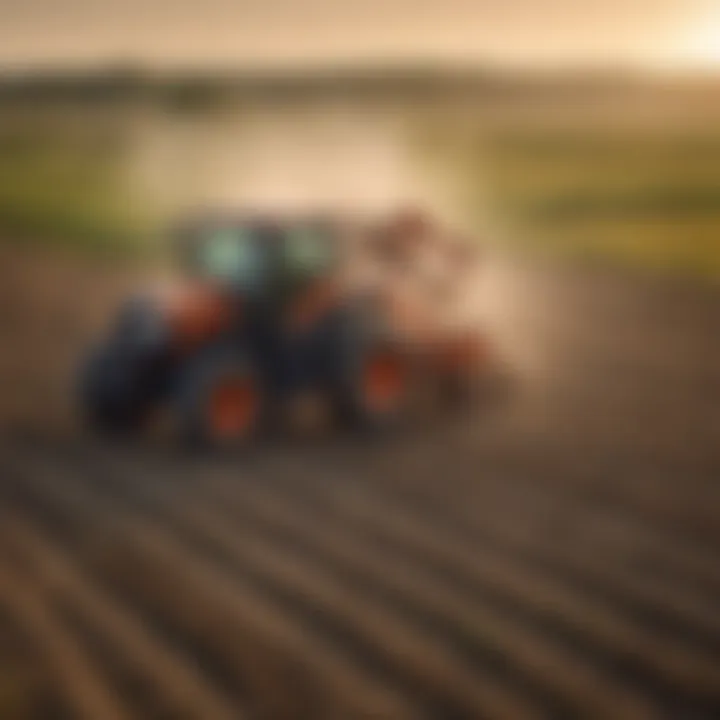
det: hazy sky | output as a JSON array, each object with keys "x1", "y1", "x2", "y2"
[{"x1": 1, "y1": 0, "x2": 719, "y2": 70}]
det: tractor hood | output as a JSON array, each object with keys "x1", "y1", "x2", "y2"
[{"x1": 136, "y1": 281, "x2": 238, "y2": 354}]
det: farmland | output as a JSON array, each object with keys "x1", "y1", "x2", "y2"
[
  {"x1": 1, "y1": 71, "x2": 720, "y2": 718},
  {"x1": 0, "y1": 243, "x2": 719, "y2": 718},
  {"x1": 2, "y1": 71, "x2": 720, "y2": 278}
]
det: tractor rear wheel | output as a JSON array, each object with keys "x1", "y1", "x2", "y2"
[
  {"x1": 79, "y1": 344, "x2": 150, "y2": 435},
  {"x1": 177, "y1": 348, "x2": 264, "y2": 449},
  {"x1": 328, "y1": 302, "x2": 418, "y2": 433},
  {"x1": 338, "y1": 340, "x2": 417, "y2": 433}
]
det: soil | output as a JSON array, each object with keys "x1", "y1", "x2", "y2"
[{"x1": 1, "y1": 242, "x2": 720, "y2": 719}]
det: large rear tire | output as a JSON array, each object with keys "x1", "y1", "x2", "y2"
[
  {"x1": 177, "y1": 347, "x2": 264, "y2": 450},
  {"x1": 78, "y1": 295, "x2": 168, "y2": 437},
  {"x1": 79, "y1": 344, "x2": 150, "y2": 436},
  {"x1": 329, "y1": 303, "x2": 418, "y2": 434}
]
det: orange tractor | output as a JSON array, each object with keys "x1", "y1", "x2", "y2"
[{"x1": 79, "y1": 210, "x2": 498, "y2": 446}]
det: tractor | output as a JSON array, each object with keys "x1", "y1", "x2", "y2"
[{"x1": 78, "y1": 210, "x2": 497, "y2": 447}]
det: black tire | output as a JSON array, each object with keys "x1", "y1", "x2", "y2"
[
  {"x1": 176, "y1": 346, "x2": 265, "y2": 450},
  {"x1": 78, "y1": 296, "x2": 168, "y2": 437},
  {"x1": 79, "y1": 344, "x2": 150, "y2": 435},
  {"x1": 329, "y1": 301, "x2": 418, "y2": 434}
]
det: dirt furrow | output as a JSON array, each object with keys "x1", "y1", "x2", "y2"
[
  {"x1": 0, "y1": 553, "x2": 130, "y2": 720},
  {"x1": 0, "y1": 446, "x2": 425, "y2": 720},
  {"x1": 340, "y1": 451, "x2": 720, "y2": 647},
  {"x1": 70, "y1": 448, "x2": 541, "y2": 720},
  {"x1": 0, "y1": 510, "x2": 243, "y2": 720},
  {"x1": 253, "y1": 455, "x2": 720, "y2": 707},
  {"x1": 186, "y1": 460, "x2": 659, "y2": 720}
]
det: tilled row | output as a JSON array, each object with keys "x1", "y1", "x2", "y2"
[{"x1": 0, "y1": 438, "x2": 719, "y2": 719}]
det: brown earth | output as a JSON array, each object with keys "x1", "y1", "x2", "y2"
[{"x1": 1, "y1": 243, "x2": 720, "y2": 719}]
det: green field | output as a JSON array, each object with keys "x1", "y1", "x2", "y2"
[
  {"x1": 0, "y1": 114, "x2": 153, "y2": 256},
  {"x1": 2, "y1": 84, "x2": 720, "y2": 279},
  {"x1": 477, "y1": 131, "x2": 720, "y2": 277}
]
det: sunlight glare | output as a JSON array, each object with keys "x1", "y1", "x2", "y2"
[{"x1": 686, "y1": 16, "x2": 720, "y2": 66}]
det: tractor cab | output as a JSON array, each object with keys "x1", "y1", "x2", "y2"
[{"x1": 176, "y1": 215, "x2": 341, "y2": 311}]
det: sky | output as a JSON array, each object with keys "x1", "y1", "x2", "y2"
[{"x1": 1, "y1": 0, "x2": 719, "y2": 70}]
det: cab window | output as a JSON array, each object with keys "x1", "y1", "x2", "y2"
[
  {"x1": 283, "y1": 226, "x2": 333, "y2": 278},
  {"x1": 198, "y1": 228, "x2": 264, "y2": 290}
]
